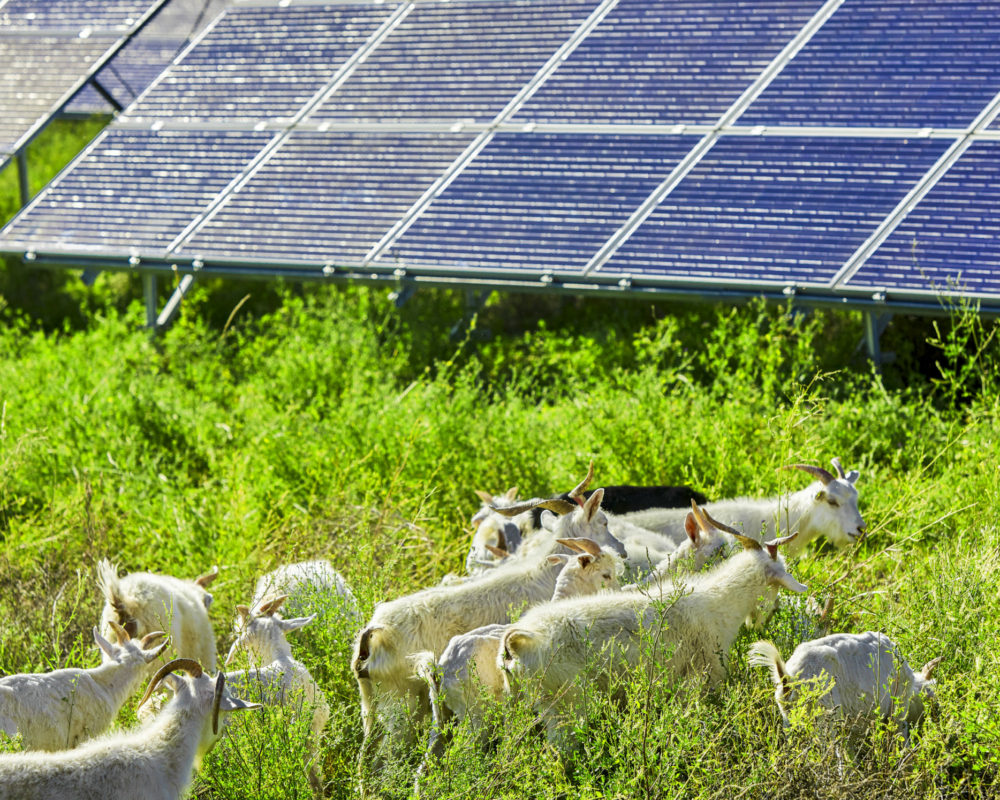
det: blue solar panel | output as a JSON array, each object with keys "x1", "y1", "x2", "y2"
[
  {"x1": 0, "y1": 0, "x2": 150, "y2": 29},
  {"x1": 122, "y1": 5, "x2": 394, "y2": 124},
  {"x1": 741, "y1": 0, "x2": 1000, "y2": 129},
  {"x1": 601, "y1": 137, "x2": 950, "y2": 286},
  {"x1": 1, "y1": 129, "x2": 272, "y2": 253},
  {"x1": 310, "y1": 0, "x2": 597, "y2": 125},
  {"x1": 178, "y1": 132, "x2": 475, "y2": 265},
  {"x1": 843, "y1": 142, "x2": 1000, "y2": 297},
  {"x1": 514, "y1": 0, "x2": 819, "y2": 125},
  {"x1": 390, "y1": 132, "x2": 697, "y2": 272}
]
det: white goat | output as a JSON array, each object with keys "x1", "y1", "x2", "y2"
[
  {"x1": 353, "y1": 466, "x2": 624, "y2": 776},
  {"x1": 0, "y1": 659, "x2": 261, "y2": 800},
  {"x1": 620, "y1": 458, "x2": 866, "y2": 557},
  {"x1": 636, "y1": 503, "x2": 732, "y2": 586},
  {"x1": 498, "y1": 528, "x2": 807, "y2": 752},
  {"x1": 246, "y1": 559, "x2": 358, "y2": 628},
  {"x1": 225, "y1": 596, "x2": 330, "y2": 792},
  {"x1": 413, "y1": 538, "x2": 622, "y2": 786},
  {"x1": 0, "y1": 623, "x2": 168, "y2": 752},
  {"x1": 97, "y1": 559, "x2": 218, "y2": 677},
  {"x1": 468, "y1": 487, "x2": 525, "y2": 573},
  {"x1": 748, "y1": 633, "x2": 942, "y2": 748}
]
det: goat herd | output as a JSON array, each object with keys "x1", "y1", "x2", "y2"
[{"x1": 0, "y1": 459, "x2": 942, "y2": 798}]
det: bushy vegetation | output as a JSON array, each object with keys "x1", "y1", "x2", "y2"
[{"x1": 0, "y1": 121, "x2": 998, "y2": 799}]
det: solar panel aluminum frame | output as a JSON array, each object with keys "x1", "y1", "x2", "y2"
[{"x1": 0, "y1": 0, "x2": 173, "y2": 181}]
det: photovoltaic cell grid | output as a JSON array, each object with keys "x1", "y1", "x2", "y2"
[
  {"x1": 513, "y1": 0, "x2": 821, "y2": 126},
  {"x1": 392, "y1": 133, "x2": 698, "y2": 273},
  {"x1": 122, "y1": 5, "x2": 396, "y2": 124},
  {"x1": 178, "y1": 131, "x2": 476, "y2": 263},
  {"x1": 68, "y1": 0, "x2": 231, "y2": 113},
  {"x1": 3, "y1": 0, "x2": 1000, "y2": 312},
  {"x1": 4, "y1": 129, "x2": 272, "y2": 252},
  {"x1": 0, "y1": 0, "x2": 160, "y2": 157},
  {"x1": 309, "y1": 0, "x2": 598, "y2": 124},
  {"x1": 741, "y1": 0, "x2": 1000, "y2": 129},
  {"x1": 845, "y1": 142, "x2": 1000, "y2": 298},
  {"x1": 600, "y1": 137, "x2": 952, "y2": 286}
]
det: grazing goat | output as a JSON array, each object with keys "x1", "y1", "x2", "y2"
[
  {"x1": 413, "y1": 538, "x2": 622, "y2": 787},
  {"x1": 633, "y1": 502, "x2": 731, "y2": 587},
  {"x1": 225, "y1": 596, "x2": 330, "y2": 793},
  {"x1": 748, "y1": 633, "x2": 942, "y2": 748},
  {"x1": 353, "y1": 466, "x2": 625, "y2": 779},
  {"x1": 498, "y1": 526, "x2": 807, "y2": 752},
  {"x1": 468, "y1": 487, "x2": 525, "y2": 573},
  {"x1": 98, "y1": 559, "x2": 218, "y2": 677},
  {"x1": 0, "y1": 623, "x2": 168, "y2": 751},
  {"x1": 0, "y1": 659, "x2": 261, "y2": 800},
  {"x1": 246, "y1": 559, "x2": 358, "y2": 628},
  {"x1": 620, "y1": 458, "x2": 866, "y2": 557}
]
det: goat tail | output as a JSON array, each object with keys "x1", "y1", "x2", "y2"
[
  {"x1": 96, "y1": 558, "x2": 124, "y2": 609},
  {"x1": 748, "y1": 640, "x2": 790, "y2": 698}
]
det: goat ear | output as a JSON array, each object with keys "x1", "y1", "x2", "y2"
[
  {"x1": 474, "y1": 490, "x2": 494, "y2": 504},
  {"x1": 221, "y1": 696, "x2": 264, "y2": 712},
  {"x1": 501, "y1": 629, "x2": 535, "y2": 661},
  {"x1": 846, "y1": 470, "x2": 860, "y2": 484},
  {"x1": 684, "y1": 512, "x2": 699, "y2": 544},
  {"x1": 236, "y1": 605, "x2": 251, "y2": 622},
  {"x1": 583, "y1": 488, "x2": 604, "y2": 522},
  {"x1": 577, "y1": 554, "x2": 594, "y2": 568},
  {"x1": 775, "y1": 573, "x2": 808, "y2": 593},
  {"x1": 279, "y1": 614, "x2": 316, "y2": 633},
  {"x1": 540, "y1": 510, "x2": 557, "y2": 531},
  {"x1": 259, "y1": 595, "x2": 289, "y2": 616},
  {"x1": 814, "y1": 490, "x2": 827, "y2": 502},
  {"x1": 547, "y1": 554, "x2": 569, "y2": 566},
  {"x1": 94, "y1": 627, "x2": 117, "y2": 658},
  {"x1": 504, "y1": 486, "x2": 519, "y2": 501},
  {"x1": 194, "y1": 566, "x2": 218, "y2": 589}
]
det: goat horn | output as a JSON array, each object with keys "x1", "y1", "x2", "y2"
[
  {"x1": 556, "y1": 538, "x2": 602, "y2": 557},
  {"x1": 194, "y1": 566, "x2": 218, "y2": 588},
  {"x1": 781, "y1": 464, "x2": 835, "y2": 486},
  {"x1": 489, "y1": 498, "x2": 577, "y2": 517},
  {"x1": 259, "y1": 595, "x2": 288, "y2": 616},
  {"x1": 212, "y1": 672, "x2": 226, "y2": 735},
  {"x1": 138, "y1": 658, "x2": 203, "y2": 710},
  {"x1": 568, "y1": 461, "x2": 595, "y2": 499},
  {"x1": 108, "y1": 619, "x2": 130, "y2": 644},
  {"x1": 140, "y1": 630, "x2": 167, "y2": 648},
  {"x1": 701, "y1": 508, "x2": 741, "y2": 537},
  {"x1": 732, "y1": 533, "x2": 763, "y2": 552},
  {"x1": 770, "y1": 531, "x2": 800, "y2": 548},
  {"x1": 831, "y1": 457, "x2": 847, "y2": 480},
  {"x1": 484, "y1": 544, "x2": 509, "y2": 559}
]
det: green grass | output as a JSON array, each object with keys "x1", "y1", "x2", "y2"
[{"x1": 0, "y1": 122, "x2": 999, "y2": 799}]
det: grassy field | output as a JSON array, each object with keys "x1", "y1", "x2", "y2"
[{"x1": 0, "y1": 122, "x2": 998, "y2": 799}]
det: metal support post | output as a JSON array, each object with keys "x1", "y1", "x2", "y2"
[
  {"x1": 862, "y1": 311, "x2": 894, "y2": 369},
  {"x1": 142, "y1": 273, "x2": 158, "y2": 330},
  {"x1": 388, "y1": 285, "x2": 417, "y2": 309},
  {"x1": 156, "y1": 275, "x2": 195, "y2": 330},
  {"x1": 16, "y1": 150, "x2": 29, "y2": 207}
]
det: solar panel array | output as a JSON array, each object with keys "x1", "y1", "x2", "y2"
[
  {"x1": 0, "y1": 0, "x2": 168, "y2": 169},
  {"x1": 4, "y1": 0, "x2": 1000, "y2": 314}
]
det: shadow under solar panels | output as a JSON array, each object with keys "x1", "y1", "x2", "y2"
[
  {"x1": 389, "y1": 132, "x2": 697, "y2": 273},
  {"x1": 740, "y1": 0, "x2": 1000, "y2": 129},
  {"x1": 599, "y1": 136, "x2": 951, "y2": 287},
  {"x1": 513, "y1": 0, "x2": 821, "y2": 126},
  {"x1": 842, "y1": 141, "x2": 1000, "y2": 299},
  {"x1": 310, "y1": 0, "x2": 598, "y2": 125},
  {"x1": 178, "y1": 131, "x2": 476, "y2": 266},
  {"x1": 122, "y1": 4, "x2": 395, "y2": 125},
  {"x1": 2, "y1": 129, "x2": 273, "y2": 253}
]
